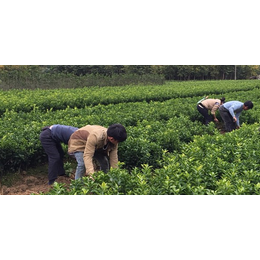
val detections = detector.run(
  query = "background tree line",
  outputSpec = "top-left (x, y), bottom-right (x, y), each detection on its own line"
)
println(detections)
top-left (0, 65), bottom-right (259, 90)
top-left (46, 65), bottom-right (260, 80)
top-left (2, 65), bottom-right (260, 79)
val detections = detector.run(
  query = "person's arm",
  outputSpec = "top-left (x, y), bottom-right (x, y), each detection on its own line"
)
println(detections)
top-left (211, 102), bottom-right (220, 122)
top-left (227, 106), bottom-right (236, 120)
top-left (109, 144), bottom-right (119, 169)
top-left (83, 135), bottom-right (97, 175)
top-left (234, 111), bottom-right (242, 127)
top-left (228, 103), bottom-right (242, 126)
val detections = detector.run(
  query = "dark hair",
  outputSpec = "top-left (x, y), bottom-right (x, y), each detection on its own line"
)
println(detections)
top-left (244, 100), bottom-right (253, 109)
top-left (220, 97), bottom-right (225, 103)
top-left (107, 124), bottom-right (127, 142)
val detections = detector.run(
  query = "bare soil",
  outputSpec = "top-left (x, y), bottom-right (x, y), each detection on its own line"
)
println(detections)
top-left (0, 163), bottom-right (74, 195)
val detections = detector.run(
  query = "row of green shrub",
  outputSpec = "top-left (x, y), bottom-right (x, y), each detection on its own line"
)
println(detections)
top-left (1, 80), bottom-right (260, 194)
top-left (0, 99), bottom-right (215, 173)
top-left (46, 124), bottom-right (260, 195)
top-left (0, 82), bottom-right (258, 174)
top-left (0, 80), bottom-right (259, 115)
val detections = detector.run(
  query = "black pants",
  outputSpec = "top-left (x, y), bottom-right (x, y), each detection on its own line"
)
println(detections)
top-left (39, 128), bottom-right (65, 182)
top-left (219, 106), bottom-right (236, 132)
top-left (197, 104), bottom-right (212, 125)
top-left (94, 150), bottom-right (110, 173)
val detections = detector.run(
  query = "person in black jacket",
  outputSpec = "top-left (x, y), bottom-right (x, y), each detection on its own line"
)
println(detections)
top-left (40, 124), bottom-right (78, 185)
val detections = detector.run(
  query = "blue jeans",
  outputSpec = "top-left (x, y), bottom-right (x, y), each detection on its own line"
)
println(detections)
top-left (74, 152), bottom-right (85, 180)
top-left (73, 151), bottom-right (110, 180)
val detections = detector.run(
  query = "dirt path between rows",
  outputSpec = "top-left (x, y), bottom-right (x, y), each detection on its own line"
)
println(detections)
top-left (0, 163), bottom-right (74, 195)
top-left (1, 175), bottom-right (73, 195)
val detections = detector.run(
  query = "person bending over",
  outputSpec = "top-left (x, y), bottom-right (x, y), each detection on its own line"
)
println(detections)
top-left (219, 100), bottom-right (253, 132)
top-left (40, 124), bottom-right (78, 185)
top-left (68, 124), bottom-right (127, 180)
top-left (197, 97), bottom-right (225, 125)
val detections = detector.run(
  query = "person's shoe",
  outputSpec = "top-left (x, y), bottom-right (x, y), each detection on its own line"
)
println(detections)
top-left (48, 179), bottom-right (56, 185)
top-left (58, 173), bottom-right (69, 178)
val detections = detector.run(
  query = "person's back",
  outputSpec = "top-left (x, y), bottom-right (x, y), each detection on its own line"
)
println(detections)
top-left (222, 101), bottom-right (243, 111)
top-left (68, 124), bottom-right (127, 180)
top-left (51, 124), bottom-right (79, 144)
top-left (201, 99), bottom-right (221, 110)
top-left (68, 125), bottom-right (108, 153)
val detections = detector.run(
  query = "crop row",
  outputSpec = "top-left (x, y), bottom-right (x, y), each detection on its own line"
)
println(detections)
top-left (46, 124), bottom-right (260, 195)
top-left (0, 85), bottom-right (258, 173)
top-left (1, 80), bottom-right (260, 194)
top-left (0, 103), bottom-right (215, 172)
top-left (0, 80), bottom-right (259, 115)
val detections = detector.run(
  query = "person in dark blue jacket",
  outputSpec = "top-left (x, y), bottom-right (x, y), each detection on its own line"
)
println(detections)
top-left (40, 124), bottom-right (78, 185)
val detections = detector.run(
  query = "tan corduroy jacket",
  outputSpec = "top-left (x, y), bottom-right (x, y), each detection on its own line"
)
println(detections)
top-left (68, 125), bottom-right (118, 175)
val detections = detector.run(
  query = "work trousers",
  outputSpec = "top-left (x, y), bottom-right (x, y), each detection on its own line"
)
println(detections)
top-left (40, 128), bottom-right (65, 182)
top-left (73, 151), bottom-right (110, 180)
top-left (197, 104), bottom-right (212, 125)
top-left (219, 106), bottom-right (237, 132)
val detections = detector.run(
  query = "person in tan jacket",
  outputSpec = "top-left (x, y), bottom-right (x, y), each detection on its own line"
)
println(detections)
top-left (68, 124), bottom-right (127, 180)
top-left (197, 97), bottom-right (225, 125)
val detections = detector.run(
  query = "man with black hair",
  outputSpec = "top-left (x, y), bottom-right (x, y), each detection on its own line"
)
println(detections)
top-left (219, 100), bottom-right (253, 132)
top-left (68, 124), bottom-right (127, 180)
top-left (40, 124), bottom-right (78, 185)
